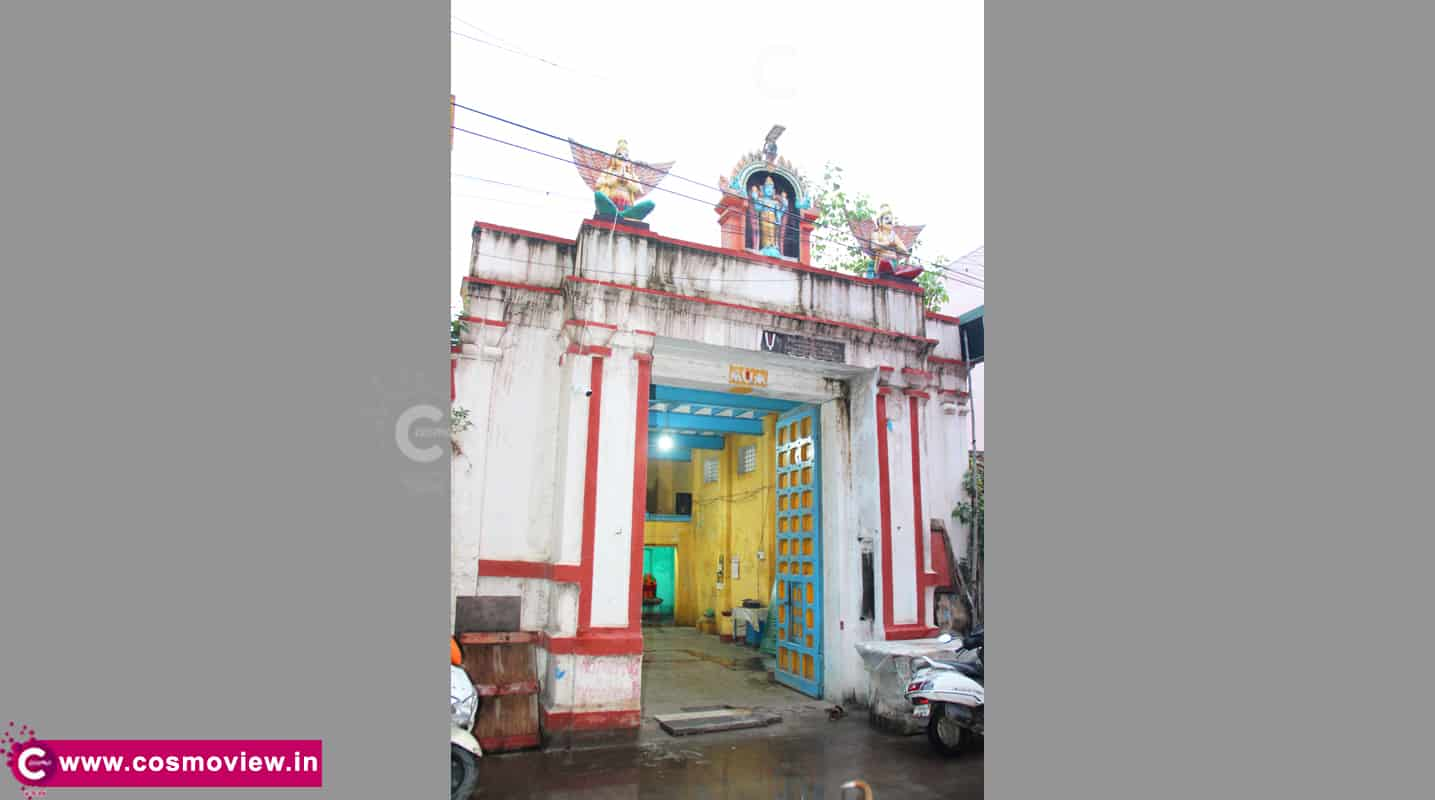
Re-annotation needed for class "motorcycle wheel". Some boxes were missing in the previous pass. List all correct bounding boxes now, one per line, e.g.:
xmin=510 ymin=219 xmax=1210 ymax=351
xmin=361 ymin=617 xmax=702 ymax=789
xmin=927 ymin=704 xmax=967 ymax=757
xmin=451 ymin=743 xmax=479 ymax=800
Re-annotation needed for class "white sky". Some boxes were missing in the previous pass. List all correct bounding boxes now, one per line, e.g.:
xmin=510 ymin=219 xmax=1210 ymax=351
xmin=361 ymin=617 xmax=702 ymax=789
xmin=450 ymin=0 xmax=982 ymax=446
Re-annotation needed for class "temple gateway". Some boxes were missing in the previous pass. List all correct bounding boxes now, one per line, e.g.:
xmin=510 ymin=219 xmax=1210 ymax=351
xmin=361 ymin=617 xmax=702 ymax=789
xmin=452 ymin=129 xmax=974 ymax=743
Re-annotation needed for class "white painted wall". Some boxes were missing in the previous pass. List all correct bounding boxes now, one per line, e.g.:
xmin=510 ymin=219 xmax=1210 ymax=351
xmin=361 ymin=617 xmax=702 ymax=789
xmin=588 ymin=351 xmax=637 ymax=629
xmin=453 ymin=224 xmax=974 ymax=716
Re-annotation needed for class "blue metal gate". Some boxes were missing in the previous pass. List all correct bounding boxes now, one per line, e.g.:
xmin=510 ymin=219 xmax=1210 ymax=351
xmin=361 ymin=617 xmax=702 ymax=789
xmin=774 ymin=405 xmax=823 ymax=697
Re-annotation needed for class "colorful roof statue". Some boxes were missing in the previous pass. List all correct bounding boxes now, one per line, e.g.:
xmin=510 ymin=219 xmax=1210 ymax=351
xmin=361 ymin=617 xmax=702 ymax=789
xmin=849 ymin=204 xmax=926 ymax=281
xmin=569 ymin=138 xmax=675 ymax=222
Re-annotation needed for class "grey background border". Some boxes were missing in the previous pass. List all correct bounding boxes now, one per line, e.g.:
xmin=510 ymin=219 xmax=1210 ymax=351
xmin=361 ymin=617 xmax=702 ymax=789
xmin=992 ymin=1 xmax=1434 ymax=797
xmin=1 ymin=3 xmax=449 ymax=798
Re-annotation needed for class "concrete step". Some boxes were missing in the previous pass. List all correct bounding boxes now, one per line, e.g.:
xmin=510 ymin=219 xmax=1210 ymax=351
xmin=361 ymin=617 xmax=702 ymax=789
xmin=655 ymin=708 xmax=783 ymax=737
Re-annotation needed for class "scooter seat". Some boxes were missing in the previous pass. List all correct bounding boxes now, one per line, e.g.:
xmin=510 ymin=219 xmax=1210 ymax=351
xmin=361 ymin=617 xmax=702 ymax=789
xmin=951 ymin=662 xmax=983 ymax=684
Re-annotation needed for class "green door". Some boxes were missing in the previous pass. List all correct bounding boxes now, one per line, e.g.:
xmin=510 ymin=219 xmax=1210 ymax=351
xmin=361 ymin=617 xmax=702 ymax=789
xmin=642 ymin=545 xmax=676 ymax=619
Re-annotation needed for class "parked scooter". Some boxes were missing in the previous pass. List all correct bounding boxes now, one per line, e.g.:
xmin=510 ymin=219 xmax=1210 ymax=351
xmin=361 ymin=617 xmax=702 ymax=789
xmin=451 ymin=638 xmax=482 ymax=800
xmin=904 ymin=626 xmax=983 ymax=756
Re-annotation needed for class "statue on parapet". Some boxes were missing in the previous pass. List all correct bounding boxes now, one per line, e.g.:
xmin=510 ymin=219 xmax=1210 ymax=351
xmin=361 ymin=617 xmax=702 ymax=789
xmin=849 ymin=204 xmax=925 ymax=281
xmin=569 ymin=138 xmax=675 ymax=222
xmin=749 ymin=176 xmax=790 ymax=257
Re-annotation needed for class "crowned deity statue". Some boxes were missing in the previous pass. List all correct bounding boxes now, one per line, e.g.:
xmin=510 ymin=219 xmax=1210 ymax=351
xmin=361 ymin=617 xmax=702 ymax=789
xmin=569 ymin=138 xmax=675 ymax=221
xmin=849 ymin=204 xmax=926 ymax=281
xmin=748 ymin=176 xmax=790 ymax=257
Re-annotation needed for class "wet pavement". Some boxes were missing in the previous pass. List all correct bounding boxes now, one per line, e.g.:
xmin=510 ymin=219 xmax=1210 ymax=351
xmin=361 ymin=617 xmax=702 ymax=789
xmin=639 ymin=626 xmax=823 ymax=723
xmin=474 ymin=707 xmax=982 ymax=799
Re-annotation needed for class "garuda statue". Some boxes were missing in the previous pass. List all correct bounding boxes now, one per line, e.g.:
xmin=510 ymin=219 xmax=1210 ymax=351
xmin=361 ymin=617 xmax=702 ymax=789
xmin=569 ymin=138 xmax=675 ymax=222
xmin=849 ymin=204 xmax=925 ymax=280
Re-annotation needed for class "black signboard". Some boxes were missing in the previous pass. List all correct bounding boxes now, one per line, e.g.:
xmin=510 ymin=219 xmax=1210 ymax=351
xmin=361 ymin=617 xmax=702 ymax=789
xmin=760 ymin=330 xmax=846 ymax=364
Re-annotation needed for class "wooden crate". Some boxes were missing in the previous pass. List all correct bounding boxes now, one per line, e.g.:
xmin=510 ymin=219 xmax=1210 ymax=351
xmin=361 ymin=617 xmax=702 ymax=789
xmin=458 ymin=631 xmax=540 ymax=752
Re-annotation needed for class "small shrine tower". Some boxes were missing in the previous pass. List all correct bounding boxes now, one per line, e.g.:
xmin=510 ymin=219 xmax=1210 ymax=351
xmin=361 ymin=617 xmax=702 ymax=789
xmin=714 ymin=125 xmax=820 ymax=264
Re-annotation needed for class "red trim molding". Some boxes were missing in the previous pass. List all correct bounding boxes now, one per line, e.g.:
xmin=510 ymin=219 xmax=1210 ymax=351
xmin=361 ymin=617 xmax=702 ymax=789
xmin=884 ymin=624 xmax=940 ymax=641
xmin=565 ymin=318 xmax=619 ymax=330
xmin=474 ymin=220 xmax=576 ymax=247
xmin=909 ymin=395 xmax=928 ymax=630
xmin=541 ymin=630 xmax=644 ymax=656
xmin=577 ymin=356 xmax=605 ymax=633
xmin=462 ymin=275 xmax=563 ymax=295
xmin=578 ymin=218 xmax=922 ymax=295
xmin=540 ymin=707 xmax=641 ymax=733
xmin=477 ymin=559 xmax=583 ymax=584
xmin=925 ymin=310 xmax=964 ymax=326
xmin=876 ymin=393 xmax=896 ymax=634
xmin=904 ymin=390 xmax=931 ymax=399
xmin=564 ymin=276 xmax=932 ymax=345
xmin=628 ymin=356 xmax=653 ymax=631
xmin=928 ymin=355 xmax=966 ymax=367
xmin=632 ymin=352 xmax=653 ymax=363
xmin=902 ymin=367 xmax=934 ymax=379
xmin=460 ymin=315 xmax=507 ymax=328
xmin=634 ymin=329 xmax=657 ymax=337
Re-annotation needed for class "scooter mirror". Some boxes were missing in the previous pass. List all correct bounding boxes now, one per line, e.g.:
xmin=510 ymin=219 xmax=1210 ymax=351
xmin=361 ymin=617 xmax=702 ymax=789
xmin=936 ymin=633 xmax=954 ymax=644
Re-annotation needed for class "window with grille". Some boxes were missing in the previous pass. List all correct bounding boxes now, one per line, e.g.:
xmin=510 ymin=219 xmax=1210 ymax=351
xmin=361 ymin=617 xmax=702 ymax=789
xmin=738 ymin=445 xmax=757 ymax=474
xmin=703 ymin=457 xmax=719 ymax=484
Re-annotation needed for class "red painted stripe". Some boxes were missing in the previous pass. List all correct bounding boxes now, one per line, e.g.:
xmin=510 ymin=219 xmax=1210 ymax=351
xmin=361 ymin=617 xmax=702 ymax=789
xmin=473 ymin=680 xmax=540 ymax=697
xmin=578 ymin=218 xmax=923 ymax=295
xmin=628 ymin=355 xmax=652 ymax=631
xmin=909 ymin=395 xmax=927 ymax=629
xmin=878 ymin=365 xmax=896 ymax=372
xmin=577 ymin=355 xmax=605 ymax=633
xmin=884 ymin=624 xmax=940 ymax=641
xmin=541 ymin=630 xmax=644 ymax=655
xmin=581 ymin=345 xmax=613 ymax=358
xmin=926 ymin=310 xmax=964 ymax=325
xmin=634 ymin=329 xmax=657 ymax=336
xmin=463 ymin=275 xmax=563 ymax=295
xmin=460 ymin=315 xmax=508 ymax=328
xmin=928 ymin=355 xmax=966 ymax=366
xmin=902 ymin=367 xmax=933 ymax=378
xmin=875 ymin=393 xmax=896 ymax=633
xmin=476 ymin=559 xmax=584 ymax=584
xmin=474 ymin=220 xmax=576 ymax=247
xmin=904 ymin=390 xmax=931 ymax=399
xmin=564 ymin=276 xmax=933 ymax=345
xmin=632 ymin=352 xmax=653 ymax=363
xmin=478 ymin=733 xmax=541 ymax=752
xmin=565 ymin=318 xmax=619 ymax=330
xmin=477 ymin=559 xmax=547 ymax=579
xmin=540 ymin=707 xmax=642 ymax=732
xmin=938 ymin=388 xmax=970 ymax=397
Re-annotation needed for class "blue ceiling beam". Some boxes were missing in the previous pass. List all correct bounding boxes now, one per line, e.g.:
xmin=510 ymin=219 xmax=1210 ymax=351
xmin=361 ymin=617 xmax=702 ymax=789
xmin=649 ymin=411 xmax=764 ymax=436
xmin=650 ymin=433 xmax=725 ymax=450
xmin=651 ymin=385 xmax=800 ymax=414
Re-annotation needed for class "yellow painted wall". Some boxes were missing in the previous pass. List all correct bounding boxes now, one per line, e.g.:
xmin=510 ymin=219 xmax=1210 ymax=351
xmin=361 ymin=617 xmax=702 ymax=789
xmin=646 ymin=458 xmax=693 ymax=514
xmin=689 ymin=415 xmax=778 ymax=637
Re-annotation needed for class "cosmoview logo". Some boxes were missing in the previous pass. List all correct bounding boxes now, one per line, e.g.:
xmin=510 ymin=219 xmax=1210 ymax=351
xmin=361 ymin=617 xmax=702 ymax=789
xmin=395 ymin=404 xmax=445 ymax=463
xmin=14 ymin=744 xmax=54 ymax=784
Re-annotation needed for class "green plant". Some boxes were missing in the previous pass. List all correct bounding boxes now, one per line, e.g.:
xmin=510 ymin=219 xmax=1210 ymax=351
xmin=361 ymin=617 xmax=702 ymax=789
xmin=451 ymin=310 xmax=468 ymax=349
xmin=451 ymin=406 xmax=473 ymax=456
xmin=953 ymin=453 xmax=984 ymax=621
xmin=809 ymin=162 xmax=951 ymax=312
